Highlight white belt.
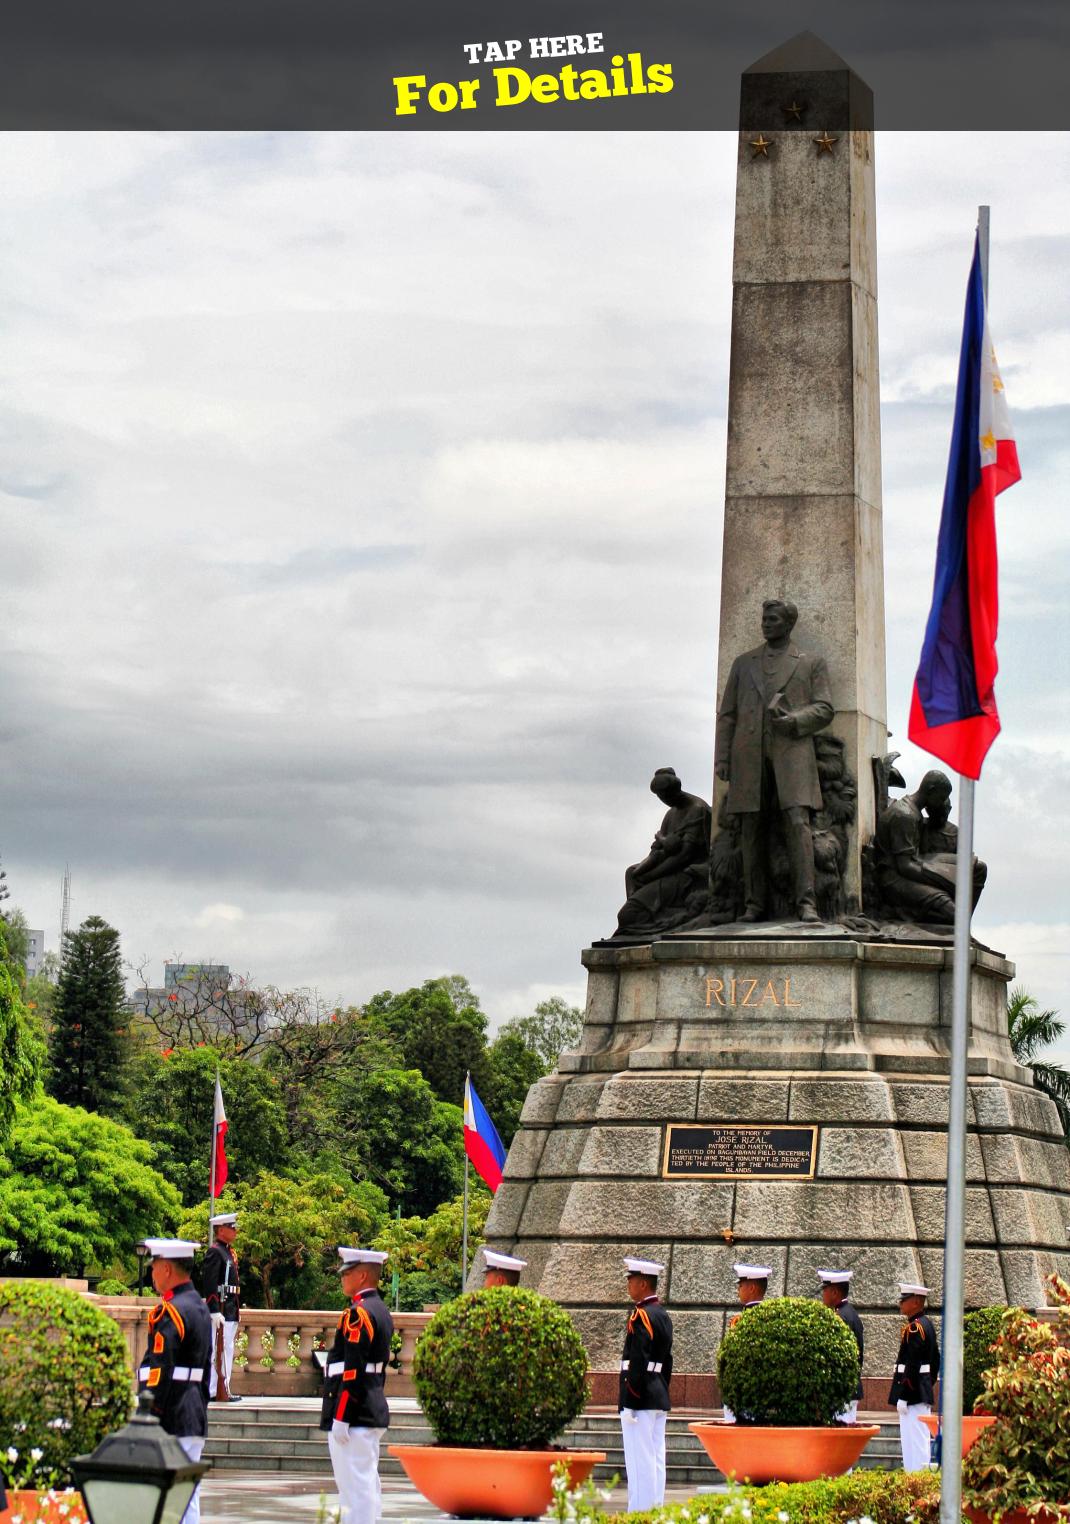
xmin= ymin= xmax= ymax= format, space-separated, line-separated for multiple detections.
xmin=138 ymin=1366 xmax=204 ymax=1383
xmin=920 ymin=1364 xmax=931 ymax=1373
xmin=366 ymin=1362 xmax=385 ymax=1374
xmin=327 ymin=1361 xmax=344 ymax=1377
xmin=327 ymin=1360 xmax=385 ymax=1377
xmin=896 ymin=1364 xmax=905 ymax=1372
xmin=620 ymin=1360 xmax=629 ymax=1372
xmin=647 ymin=1361 xmax=663 ymax=1373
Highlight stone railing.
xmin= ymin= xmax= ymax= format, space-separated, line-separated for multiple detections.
xmin=86 ymin=1295 xmax=431 ymax=1397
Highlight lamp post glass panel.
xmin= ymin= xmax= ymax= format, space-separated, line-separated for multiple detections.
xmin=72 ymin=1394 xmax=209 ymax=1524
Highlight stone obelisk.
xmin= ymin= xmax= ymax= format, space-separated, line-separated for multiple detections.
xmin=715 ymin=33 xmax=885 ymax=909
xmin=481 ymin=35 xmax=1070 ymax=1412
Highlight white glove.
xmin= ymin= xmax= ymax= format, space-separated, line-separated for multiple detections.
xmin=620 ymin=1409 xmax=639 ymax=1425
xmin=897 ymin=1399 xmax=909 ymax=1414
xmin=211 ymin=1312 xmax=225 ymax=1331
xmin=332 ymin=1419 xmax=350 ymax=1445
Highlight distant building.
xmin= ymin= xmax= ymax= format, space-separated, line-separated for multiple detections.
xmin=24 ymin=930 xmax=46 ymax=980
xmin=130 ymin=962 xmax=237 ymax=1015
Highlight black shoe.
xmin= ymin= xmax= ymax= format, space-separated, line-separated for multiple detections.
xmin=228 ymin=1393 xmax=243 ymax=1402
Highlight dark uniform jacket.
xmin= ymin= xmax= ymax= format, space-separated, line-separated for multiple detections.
xmin=618 ymin=1296 xmax=673 ymax=1413
xmin=138 ymin=1280 xmax=212 ymax=1437
xmin=319 ymin=1288 xmax=393 ymax=1431
xmin=889 ymin=1313 xmax=940 ymax=1406
xmin=835 ymin=1299 xmax=865 ymax=1402
xmin=203 ymin=1241 xmax=241 ymax=1323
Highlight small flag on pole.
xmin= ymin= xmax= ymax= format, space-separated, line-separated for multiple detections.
xmin=908 ymin=233 xmax=1021 ymax=779
xmin=212 ymin=1073 xmax=229 ymax=1197
xmin=463 ymin=1074 xmax=506 ymax=1193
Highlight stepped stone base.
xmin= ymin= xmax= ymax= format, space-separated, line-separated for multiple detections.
xmin=483 ymin=936 xmax=1070 ymax=1385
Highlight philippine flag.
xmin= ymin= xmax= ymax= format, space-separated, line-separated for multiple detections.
xmin=908 ymin=234 xmax=1021 ymax=779
xmin=211 ymin=1073 xmax=229 ymax=1196
xmin=463 ymin=1074 xmax=507 ymax=1193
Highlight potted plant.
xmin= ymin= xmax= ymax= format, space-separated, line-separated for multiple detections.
xmin=690 ymin=1297 xmax=879 ymax=1483
xmin=389 ymin=1287 xmax=604 ymax=1518
xmin=0 ymin=1282 xmax=130 ymax=1523
xmin=962 ymin=1274 xmax=1070 ymax=1524
xmin=921 ymin=1305 xmax=1005 ymax=1457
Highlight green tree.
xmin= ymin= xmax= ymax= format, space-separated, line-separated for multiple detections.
xmin=179 ymin=1170 xmax=389 ymax=1308
xmin=0 ymin=1094 xmax=181 ymax=1276
xmin=484 ymin=1027 xmax=545 ymax=1146
xmin=48 ymin=915 xmax=128 ymax=1114
xmin=1007 ymin=985 xmax=1070 ymax=1141
xmin=0 ymin=918 xmax=44 ymax=1144
xmin=498 ymin=995 xmax=583 ymax=1070
xmin=123 ymin=1046 xmax=290 ymax=1206
xmin=372 ymin=1188 xmax=492 ymax=1307
xmin=363 ymin=978 xmax=491 ymax=1105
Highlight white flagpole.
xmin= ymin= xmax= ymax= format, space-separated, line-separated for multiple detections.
xmin=208 ymin=1070 xmax=220 ymax=1247
xmin=938 ymin=203 xmax=989 ymax=1524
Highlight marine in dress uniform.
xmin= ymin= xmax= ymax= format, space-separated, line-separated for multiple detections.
xmin=482 ymin=1249 xmax=526 ymax=1287
xmin=618 ymin=1256 xmax=673 ymax=1513
xmin=721 ymin=1262 xmax=771 ymax=1423
xmin=817 ymin=1269 xmax=864 ymax=1424
xmin=137 ymin=1238 xmax=212 ymax=1524
xmin=203 ymin=1211 xmax=242 ymax=1401
xmin=320 ymin=1247 xmax=393 ymax=1524
xmin=889 ymin=1281 xmax=941 ymax=1471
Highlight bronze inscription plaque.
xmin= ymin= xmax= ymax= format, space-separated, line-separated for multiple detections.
xmin=662 ymin=1124 xmax=818 ymax=1180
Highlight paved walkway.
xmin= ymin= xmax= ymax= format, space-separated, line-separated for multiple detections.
xmin=199 ymin=1472 xmax=704 ymax=1522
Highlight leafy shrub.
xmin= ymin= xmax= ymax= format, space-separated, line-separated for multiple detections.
xmin=0 ymin=1281 xmax=131 ymax=1487
xmin=555 ymin=1469 xmax=943 ymax=1524
xmin=962 ymin=1304 xmax=1008 ymax=1414
xmin=964 ymin=1273 xmax=1070 ymax=1518
xmin=413 ymin=1287 xmax=588 ymax=1447
xmin=93 ymin=1277 xmax=131 ymax=1296
xmin=718 ymin=1297 xmax=859 ymax=1426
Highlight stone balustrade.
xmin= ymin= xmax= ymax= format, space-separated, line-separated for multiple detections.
xmin=86 ymin=1294 xmax=431 ymax=1397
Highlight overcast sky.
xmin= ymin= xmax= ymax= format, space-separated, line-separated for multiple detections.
xmin=1 ymin=131 xmax=1068 ymax=1060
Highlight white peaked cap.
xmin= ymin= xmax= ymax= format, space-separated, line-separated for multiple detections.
xmin=624 ymin=1257 xmax=664 ymax=1276
xmin=734 ymin=1263 xmax=773 ymax=1279
xmin=209 ymin=1213 xmax=238 ymax=1226
xmin=484 ymin=1250 xmax=527 ymax=1271
xmin=142 ymin=1239 xmax=200 ymax=1259
xmin=899 ymin=1282 xmax=930 ymax=1297
xmin=817 ymin=1268 xmax=854 ymax=1284
xmin=337 ymin=1247 xmax=388 ymax=1265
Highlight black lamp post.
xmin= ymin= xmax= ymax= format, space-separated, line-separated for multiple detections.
xmin=71 ymin=1394 xmax=209 ymax=1524
xmin=135 ymin=1241 xmax=150 ymax=1299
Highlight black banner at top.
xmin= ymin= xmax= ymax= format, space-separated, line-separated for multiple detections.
xmin=2 ymin=0 xmax=1069 ymax=130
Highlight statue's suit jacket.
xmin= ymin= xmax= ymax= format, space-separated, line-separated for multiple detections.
xmin=714 ymin=642 xmax=834 ymax=814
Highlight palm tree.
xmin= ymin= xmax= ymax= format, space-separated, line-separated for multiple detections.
xmin=1006 ymin=985 xmax=1070 ymax=1142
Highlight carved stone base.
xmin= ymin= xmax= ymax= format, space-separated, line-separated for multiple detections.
xmin=481 ymin=937 xmax=1070 ymax=1392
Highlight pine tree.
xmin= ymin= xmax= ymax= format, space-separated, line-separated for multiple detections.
xmin=49 ymin=916 xmax=128 ymax=1114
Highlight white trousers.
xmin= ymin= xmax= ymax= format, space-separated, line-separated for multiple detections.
xmin=899 ymin=1402 xmax=932 ymax=1471
xmin=209 ymin=1320 xmax=238 ymax=1397
xmin=177 ymin=1436 xmax=205 ymax=1524
xmin=620 ymin=1409 xmax=667 ymax=1512
xmin=835 ymin=1400 xmax=859 ymax=1425
xmin=328 ymin=1425 xmax=386 ymax=1524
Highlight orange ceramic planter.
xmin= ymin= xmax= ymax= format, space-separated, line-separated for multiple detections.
xmin=921 ymin=1414 xmax=997 ymax=1456
xmin=689 ymin=1422 xmax=879 ymax=1484
xmin=387 ymin=1444 xmax=606 ymax=1519
xmin=0 ymin=1492 xmax=88 ymax=1524
xmin=965 ymin=1508 xmax=1065 ymax=1524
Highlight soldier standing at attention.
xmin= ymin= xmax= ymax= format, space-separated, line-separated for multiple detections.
xmin=618 ymin=1256 xmax=673 ymax=1513
xmin=320 ymin=1247 xmax=393 ymax=1524
xmin=204 ymin=1211 xmax=242 ymax=1402
xmin=137 ymin=1238 xmax=212 ymax=1524
xmin=889 ymin=1281 xmax=941 ymax=1470
xmin=482 ymin=1249 xmax=526 ymax=1287
xmin=817 ymin=1268 xmax=864 ymax=1423
xmin=721 ymin=1262 xmax=771 ymax=1423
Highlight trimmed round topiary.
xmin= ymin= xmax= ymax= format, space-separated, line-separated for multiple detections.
xmin=963 ymin=1305 xmax=1007 ymax=1414
xmin=413 ymin=1287 xmax=589 ymax=1448
xmin=718 ymin=1297 xmax=860 ymax=1426
xmin=0 ymin=1281 xmax=132 ymax=1486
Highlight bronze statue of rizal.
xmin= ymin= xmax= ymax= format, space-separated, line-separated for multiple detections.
xmin=714 ymin=599 xmax=834 ymax=924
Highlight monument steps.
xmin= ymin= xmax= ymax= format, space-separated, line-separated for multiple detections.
xmin=203 ymin=1401 xmax=905 ymax=1479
